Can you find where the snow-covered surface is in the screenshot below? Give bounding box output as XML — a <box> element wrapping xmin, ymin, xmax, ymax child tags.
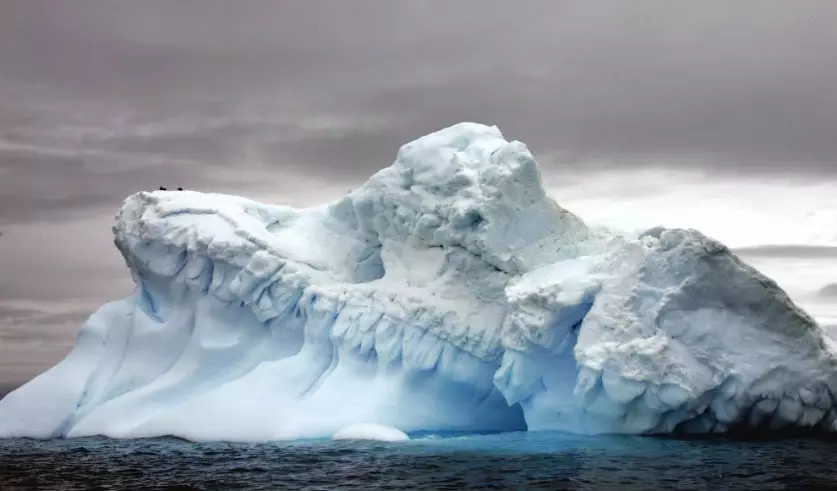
<box><xmin>2</xmin><ymin>122</ymin><xmax>836</xmax><ymax>441</ymax></box>
<box><xmin>332</xmin><ymin>423</ymin><xmax>409</xmax><ymax>442</ymax></box>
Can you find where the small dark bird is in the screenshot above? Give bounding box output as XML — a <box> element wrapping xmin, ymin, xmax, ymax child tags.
<box><xmin>159</xmin><ymin>186</ymin><xmax>167</xmax><ymax>191</ymax></box>
<box><xmin>177</xmin><ymin>187</ymin><xmax>183</xmax><ymax>191</ymax></box>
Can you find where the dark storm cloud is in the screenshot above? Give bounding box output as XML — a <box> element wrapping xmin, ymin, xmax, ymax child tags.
<box><xmin>1</xmin><ymin>0</ymin><xmax>837</xmax><ymax>226</ymax></box>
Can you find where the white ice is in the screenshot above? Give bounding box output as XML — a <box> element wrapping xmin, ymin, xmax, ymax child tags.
<box><xmin>1</xmin><ymin>122</ymin><xmax>836</xmax><ymax>441</ymax></box>
<box><xmin>333</xmin><ymin>423</ymin><xmax>409</xmax><ymax>442</ymax></box>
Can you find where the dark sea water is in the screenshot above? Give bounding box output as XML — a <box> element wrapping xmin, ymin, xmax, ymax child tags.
<box><xmin>1</xmin><ymin>432</ymin><xmax>836</xmax><ymax>490</ymax></box>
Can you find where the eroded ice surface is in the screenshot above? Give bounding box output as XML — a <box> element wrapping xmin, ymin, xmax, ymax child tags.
<box><xmin>2</xmin><ymin>123</ymin><xmax>837</xmax><ymax>441</ymax></box>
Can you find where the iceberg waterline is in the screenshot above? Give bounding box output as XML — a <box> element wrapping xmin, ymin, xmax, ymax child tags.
<box><xmin>332</xmin><ymin>423</ymin><xmax>409</xmax><ymax>442</ymax></box>
<box><xmin>2</xmin><ymin>122</ymin><xmax>836</xmax><ymax>441</ymax></box>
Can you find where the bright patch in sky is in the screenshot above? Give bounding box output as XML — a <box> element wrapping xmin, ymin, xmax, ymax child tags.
<box><xmin>550</xmin><ymin>170</ymin><xmax>837</xmax><ymax>248</ymax></box>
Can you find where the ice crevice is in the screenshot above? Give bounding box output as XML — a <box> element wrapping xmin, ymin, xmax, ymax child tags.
<box><xmin>2</xmin><ymin>122</ymin><xmax>837</xmax><ymax>441</ymax></box>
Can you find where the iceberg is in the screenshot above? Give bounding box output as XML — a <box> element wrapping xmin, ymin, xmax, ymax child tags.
<box><xmin>2</xmin><ymin>122</ymin><xmax>837</xmax><ymax>441</ymax></box>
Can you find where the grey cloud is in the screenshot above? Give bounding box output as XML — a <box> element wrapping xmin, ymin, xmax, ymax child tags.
<box><xmin>0</xmin><ymin>305</ymin><xmax>43</xmax><ymax>323</ymax></box>
<box><xmin>0</xmin><ymin>217</ymin><xmax>133</xmax><ymax>302</ymax></box>
<box><xmin>0</xmin><ymin>303</ymin><xmax>92</xmax><ymax>327</ymax></box>
<box><xmin>818</xmin><ymin>284</ymin><xmax>837</xmax><ymax>298</ymax></box>
<box><xmin>0</xmin><ymin>146</ymin><xmax>204</xmax><ymax>225</ymax></box>
<box><xmin>2</xmin><ymin>0</ymin><xmax>836</xmax><ymax>250</ymax></box>
<box><xmin>2</xmin><ymin>0</ymin><xmax>837</xmax><ymax>194</ymax></box>
<box><xmin>0</xmin><ymin>346</ymin><xmax>71</xmax><ymax>387</ymax></box>
<box><xmin>733</xmin><ymin>245</ymin><xmax>837</xmax><ymax>258</ymax></box>
<box><xmin>0</xmin><ymin>320</ymin><xmax>82</xmax><ymax>343</ymax></box>
<box><xmin>0</xmin><ymin>300</ymin><xmax>97</xmax><ymax>324</ymax></box>
<box><xmin>0</xmin><ymin>301</ymin><xmax>92</xmax><ymax>385</ymax></box>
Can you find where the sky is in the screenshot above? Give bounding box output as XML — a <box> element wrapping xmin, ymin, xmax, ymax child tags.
<box><xmin>1</xmin><ymin>0</ymin><xmax>837</xmax><ymax>389</ymax></box>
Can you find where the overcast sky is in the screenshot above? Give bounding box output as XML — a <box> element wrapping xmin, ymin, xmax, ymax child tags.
<box><xmin>1</xmin><ymin>0</ymin><xmax>837</xmax><ymax>387</ymax></box>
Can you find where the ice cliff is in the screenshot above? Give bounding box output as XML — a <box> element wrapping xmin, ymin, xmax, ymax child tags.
<box><xmin>2</xmin><ymin>123</ymin><xmax>837</xmax><ymax>441</ymax></box>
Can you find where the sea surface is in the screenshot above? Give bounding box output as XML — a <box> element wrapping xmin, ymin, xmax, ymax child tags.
<box><xmin>1</xmin><ymin>432</ymin><xmax>836</xmax><ymax>490</ymax></box>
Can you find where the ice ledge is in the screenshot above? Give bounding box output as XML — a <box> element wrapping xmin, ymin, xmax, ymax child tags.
<box><xmin>112</xmin><ymin>191</ymin><xmax>506</xmax><ymax>361</ymax></box>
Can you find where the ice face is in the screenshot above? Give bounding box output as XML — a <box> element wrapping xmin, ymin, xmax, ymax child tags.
<box><xmin>2</xmin><ymin>122</ymin><xmax>836</xmax><ymax>441</ymax></box>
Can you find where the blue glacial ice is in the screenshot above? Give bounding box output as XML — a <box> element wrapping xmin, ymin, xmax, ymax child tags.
<box><xmin>2</xmin><ymin>122</ymin><xmax>837</xmax><ymax>441</ymax></box>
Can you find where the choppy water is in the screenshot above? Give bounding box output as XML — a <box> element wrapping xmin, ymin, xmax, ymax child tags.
<box><xmin>1</xmin><ymin>432</ymin><xmax>836</xmax><ymax>490</ymax></box>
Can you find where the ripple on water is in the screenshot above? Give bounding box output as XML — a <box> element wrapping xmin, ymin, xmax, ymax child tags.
<box><xmin>1</xmin><ymin>433</ymin><xmax>836</xmax><ymax>490</ymax></box>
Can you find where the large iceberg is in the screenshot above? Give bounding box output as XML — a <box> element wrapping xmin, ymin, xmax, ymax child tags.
<box><xmin>2</xmin><ymin>123</ymin><xmax>837</xmax><ymax>441</ymax></box>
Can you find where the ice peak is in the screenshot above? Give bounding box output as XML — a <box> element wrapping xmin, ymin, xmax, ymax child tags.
<box><xmin>329</xmin><ymin>122</ymin><xmax>590</xmax><ymax>276</ymax></box>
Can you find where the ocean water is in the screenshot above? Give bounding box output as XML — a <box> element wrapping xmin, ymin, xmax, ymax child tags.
<box><xmin>1</xmin><ymin>432</ymin><xmax>836</xmax><ymax>490</ymax></box>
